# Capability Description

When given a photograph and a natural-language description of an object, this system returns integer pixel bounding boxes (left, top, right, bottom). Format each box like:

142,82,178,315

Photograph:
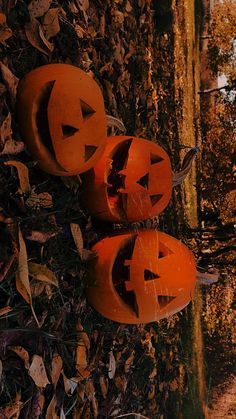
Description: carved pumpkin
86,229,196,324
81,136,172,222
17,64,107,176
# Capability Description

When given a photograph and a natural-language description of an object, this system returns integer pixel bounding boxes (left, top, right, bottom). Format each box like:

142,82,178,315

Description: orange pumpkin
86,229,196,324
17,64,107,176
81,136,172,222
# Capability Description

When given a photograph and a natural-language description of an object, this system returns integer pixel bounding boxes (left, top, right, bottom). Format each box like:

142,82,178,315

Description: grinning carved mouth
112,234,139,317
36,80,56,156
35,81,98,165
107,138,164,219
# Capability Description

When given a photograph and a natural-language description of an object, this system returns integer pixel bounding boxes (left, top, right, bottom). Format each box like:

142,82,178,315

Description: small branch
172,147,199,187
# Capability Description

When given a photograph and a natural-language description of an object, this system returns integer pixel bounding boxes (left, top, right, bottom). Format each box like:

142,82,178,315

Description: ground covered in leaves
0,0,225,418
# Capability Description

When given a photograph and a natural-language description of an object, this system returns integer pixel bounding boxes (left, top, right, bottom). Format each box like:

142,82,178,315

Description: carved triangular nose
62,124,79,139
136,172,149,189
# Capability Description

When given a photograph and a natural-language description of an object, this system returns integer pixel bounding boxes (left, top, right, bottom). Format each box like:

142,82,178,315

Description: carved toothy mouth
107,139,165,219
112,234,139,316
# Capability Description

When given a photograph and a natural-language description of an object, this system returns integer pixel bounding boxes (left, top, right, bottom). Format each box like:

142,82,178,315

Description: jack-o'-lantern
17,64,107,176
86,229,196,324
81,136,172,222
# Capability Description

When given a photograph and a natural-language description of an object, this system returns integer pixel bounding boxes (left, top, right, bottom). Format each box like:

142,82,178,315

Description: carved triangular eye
150,153,164,165
157,295,175,308
150,194,163,206
144,269,160,280
137,172,149,189
62,125,79,139
80,100,95,120
85,145,98,161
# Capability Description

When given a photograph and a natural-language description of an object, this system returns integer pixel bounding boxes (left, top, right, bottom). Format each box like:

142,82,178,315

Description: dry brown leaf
45,394,59,419
148,383,155,400
28,262,59,287
26,190,53,208
1,392,23,419
25,230,57,243
8,346,30,369
25,17,54,55
114,375,127,393
0,305,12,316
0,112,12,144
29,355,50,388
169,378,179,392
76,0,89,12
0,62,19,103
4,160,31,194
108,351,116,379
0,13,13,43
62,372,80,395
28,0,52,18
30,280,46,297
51,353,63,387
0,139,25,155
42,8,60,39
70,223,83,253
76,343,87,374
99,375,108,399
124,351,135,373
16,227,32,305
32,390,45,419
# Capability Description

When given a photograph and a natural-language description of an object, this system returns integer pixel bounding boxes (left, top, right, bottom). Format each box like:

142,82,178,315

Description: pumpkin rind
86,229,196,324
81,136,173,222
17,64,107,176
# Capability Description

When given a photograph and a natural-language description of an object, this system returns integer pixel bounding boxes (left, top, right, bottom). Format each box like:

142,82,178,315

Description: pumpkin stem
196,268,219,285
172,147,199,187
106,115,126,134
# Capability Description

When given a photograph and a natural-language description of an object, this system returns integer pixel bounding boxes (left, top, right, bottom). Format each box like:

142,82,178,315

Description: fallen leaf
76,0,89,12
42,8,61,39
30,280,46,297
76,343,87,375
25,17,54,55
124,351,135,373
169,378,178,392
8,346,30,369
62,372,80,395
4,160,31,194
29,355,50,388
26,190,53,208
45,395,59,419
85,379,98,418
28,262,59,287
60,407,66,419
99,375,108,399
0,13,13,43
16,227,32,305
28,0,52,18
0,62,19,103
148,383,155,400
51,353,63,387
70,223,84,255
108,351,116,379
114,375,127,393
0,139,25,155
25,230,57,243
0,306,13,316
0,112,12,144
0,392,22,419
32,390,45,419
